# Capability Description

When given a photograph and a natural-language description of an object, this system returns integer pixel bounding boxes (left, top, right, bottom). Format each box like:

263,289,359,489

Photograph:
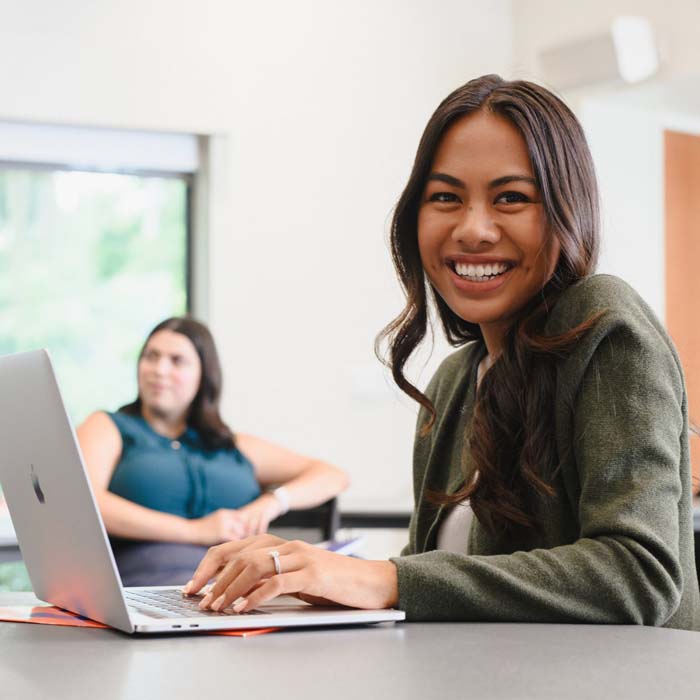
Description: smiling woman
417,111,558,353
186,75,700,631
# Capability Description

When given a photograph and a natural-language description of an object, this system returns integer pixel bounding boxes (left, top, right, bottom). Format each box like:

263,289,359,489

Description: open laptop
0,349,405,634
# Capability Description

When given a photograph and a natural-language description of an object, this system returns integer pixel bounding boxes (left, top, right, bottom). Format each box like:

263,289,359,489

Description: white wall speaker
538,16,659,90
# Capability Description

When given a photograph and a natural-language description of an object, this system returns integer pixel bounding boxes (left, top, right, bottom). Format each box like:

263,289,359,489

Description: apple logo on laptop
30,464,46,504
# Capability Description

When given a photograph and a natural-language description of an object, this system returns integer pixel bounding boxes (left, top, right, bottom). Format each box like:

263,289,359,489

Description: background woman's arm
234,433,349,534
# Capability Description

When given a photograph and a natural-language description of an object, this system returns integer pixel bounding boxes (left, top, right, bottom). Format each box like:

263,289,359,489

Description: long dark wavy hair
120,317,236,451
377,74,602,536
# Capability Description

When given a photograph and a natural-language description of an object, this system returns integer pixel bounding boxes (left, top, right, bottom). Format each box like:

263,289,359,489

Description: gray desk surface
1,593,700,700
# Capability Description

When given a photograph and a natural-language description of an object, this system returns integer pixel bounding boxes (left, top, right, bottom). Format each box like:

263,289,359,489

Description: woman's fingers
183,534,287,595
246,515,263,537
204,550,303,611
251,516,270,536
225,519,246,541
238,571,308,612
258,515,271,535
206,549,298,609
184,542,246,594
199,555,252,608
199,555,274,610
226,510,249,540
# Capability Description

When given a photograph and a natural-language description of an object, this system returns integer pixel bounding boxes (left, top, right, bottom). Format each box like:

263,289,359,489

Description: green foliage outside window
0,166,189,591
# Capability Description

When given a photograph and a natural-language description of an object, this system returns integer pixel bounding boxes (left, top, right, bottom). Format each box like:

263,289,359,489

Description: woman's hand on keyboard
182,534,399,613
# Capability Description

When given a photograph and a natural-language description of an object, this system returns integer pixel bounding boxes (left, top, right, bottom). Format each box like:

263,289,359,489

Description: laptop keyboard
124,589,268,619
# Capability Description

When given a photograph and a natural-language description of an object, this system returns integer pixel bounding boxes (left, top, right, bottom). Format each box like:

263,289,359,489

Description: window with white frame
0,122,199,421
0,122,200,589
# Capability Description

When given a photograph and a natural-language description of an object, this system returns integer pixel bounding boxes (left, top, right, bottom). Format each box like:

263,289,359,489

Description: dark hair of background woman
120,317,236,452
376,74,602,537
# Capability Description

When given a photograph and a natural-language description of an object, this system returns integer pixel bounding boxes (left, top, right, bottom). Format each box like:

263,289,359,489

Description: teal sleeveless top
107,411,261,519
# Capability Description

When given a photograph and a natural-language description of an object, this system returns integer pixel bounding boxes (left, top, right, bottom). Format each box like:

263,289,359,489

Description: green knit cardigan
392,274,700,630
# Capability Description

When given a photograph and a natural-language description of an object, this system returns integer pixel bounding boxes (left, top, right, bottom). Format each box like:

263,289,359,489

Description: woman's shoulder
106,410,151,440
546,274,661,337
76,411,124,457
79,410,122,438
548,274,682,388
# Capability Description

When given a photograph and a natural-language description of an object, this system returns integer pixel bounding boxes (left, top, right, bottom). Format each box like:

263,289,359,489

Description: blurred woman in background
78,316,348,586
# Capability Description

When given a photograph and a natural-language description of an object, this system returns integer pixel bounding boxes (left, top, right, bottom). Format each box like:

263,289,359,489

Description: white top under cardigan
436,500,474,554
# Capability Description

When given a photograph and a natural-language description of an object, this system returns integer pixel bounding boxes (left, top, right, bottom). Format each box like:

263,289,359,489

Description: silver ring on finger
269,549,282,576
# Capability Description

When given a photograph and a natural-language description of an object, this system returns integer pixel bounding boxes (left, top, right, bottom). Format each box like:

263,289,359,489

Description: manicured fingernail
233,597,248,613
211,595,226,611
182,580,193,595
199,594,213,609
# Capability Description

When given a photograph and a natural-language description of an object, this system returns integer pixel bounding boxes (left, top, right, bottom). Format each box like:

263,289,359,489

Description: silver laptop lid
0,349,133,633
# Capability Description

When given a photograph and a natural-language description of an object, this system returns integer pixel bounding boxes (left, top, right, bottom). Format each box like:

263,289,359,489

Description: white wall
510,0,700,321
0,0,513,511
580,80,700,321
580,97,666,318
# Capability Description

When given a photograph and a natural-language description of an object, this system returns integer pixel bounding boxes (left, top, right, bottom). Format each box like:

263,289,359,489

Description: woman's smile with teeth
453,261,510,280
